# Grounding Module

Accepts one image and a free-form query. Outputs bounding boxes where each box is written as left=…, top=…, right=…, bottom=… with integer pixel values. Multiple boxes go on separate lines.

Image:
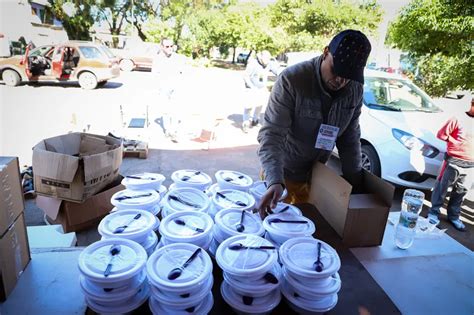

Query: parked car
left=339, top=70, right=447, bottom=190
left=111, top=42, right=161, bottom=72
left=236, top=52, right=249, bottom=64
left=0, top=41, right=120, bottom=89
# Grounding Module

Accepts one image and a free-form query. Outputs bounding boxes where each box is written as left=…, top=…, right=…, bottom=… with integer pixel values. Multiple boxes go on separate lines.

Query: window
left=79, top=46, right=103, bottom=59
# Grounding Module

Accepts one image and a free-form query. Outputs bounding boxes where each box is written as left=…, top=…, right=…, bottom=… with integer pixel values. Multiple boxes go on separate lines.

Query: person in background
left=427, top=98, right=473, bottom=231
left=256, top=29, right=371, bottom=218
left=242, top=50, right=278, bottom=133
left=152, top=38, right=186, bottom=143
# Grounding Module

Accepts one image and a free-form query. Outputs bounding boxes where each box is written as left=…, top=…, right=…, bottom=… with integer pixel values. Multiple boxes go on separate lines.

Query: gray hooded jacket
left=257, top=55, right=363, bottom=187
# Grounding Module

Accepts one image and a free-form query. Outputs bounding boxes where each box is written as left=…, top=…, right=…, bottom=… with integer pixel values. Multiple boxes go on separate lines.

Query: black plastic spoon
left=216, top=192, right=247, bottom=207
left=229, top=243, right=276, bottom=251
left=167, top=248, right=201, bottom=280
left=104, top=245, right=121, bottom=277
left=113, top=213, right=141, bottom=233
left=314, top=241, right=324, bottom=272
left=181, top=171, right=201, bottom=181
left=268, top=219, right=307, bottom=224
left=236, top=211, right=245, bottom=232
left=278, top=205, right=290, bottom=213
left=169, top=194, right=200, bottom=208
left=126, top=175, right=156, bottom=180
left=174, top=219, right=204, bottom=233
left=224, top=175, right=245, bottom=182
left=115, top=193, right=152, bottom=201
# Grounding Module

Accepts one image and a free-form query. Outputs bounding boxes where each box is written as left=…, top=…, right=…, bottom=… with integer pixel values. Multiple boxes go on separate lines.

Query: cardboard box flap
left=348, top=194, right=387, bottom=209
left=82, top=147, right=122, bottom=183
left=35, top=195, right=62, bottom=220
left=32, top=148, right=79, bottom=182
left=363, top=170, right=395, bottom=206
left=42, top=133, right=82, bottom=155
left=80, top=134, right=109, bottom=156
left=309, top=162, right=353, bottom=237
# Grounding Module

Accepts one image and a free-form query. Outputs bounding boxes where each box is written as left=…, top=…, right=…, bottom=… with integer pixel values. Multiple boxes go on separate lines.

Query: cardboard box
left=0, top=213, right=31, bottom=301
left=36, top=177, right=125, bottom=233
left=309, top=162, right=394, bottom=247
left=0, top=157, right=25, bottom=235
left=32, top=133, right=123, bottom=203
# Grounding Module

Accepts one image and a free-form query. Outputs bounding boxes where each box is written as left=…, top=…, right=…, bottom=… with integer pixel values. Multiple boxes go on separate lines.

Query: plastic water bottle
left=395, top=189, right=424, bottom=249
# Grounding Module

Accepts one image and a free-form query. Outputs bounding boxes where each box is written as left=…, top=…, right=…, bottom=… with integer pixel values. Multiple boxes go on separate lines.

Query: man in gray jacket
left=257, top=29, right=371, bottom=218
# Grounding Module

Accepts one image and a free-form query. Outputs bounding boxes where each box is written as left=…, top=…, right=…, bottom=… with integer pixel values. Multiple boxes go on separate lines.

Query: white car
left=355, top=70, right=447, bottom=190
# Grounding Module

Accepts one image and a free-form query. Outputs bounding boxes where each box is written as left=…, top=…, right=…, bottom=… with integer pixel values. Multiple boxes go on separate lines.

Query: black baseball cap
left=328, top=30, right=371, bottom=84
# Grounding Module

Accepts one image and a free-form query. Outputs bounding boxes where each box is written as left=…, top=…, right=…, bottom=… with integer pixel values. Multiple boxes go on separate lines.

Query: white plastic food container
left=216, top=234, right=277, bottom=280
left=214, top=208, right=265, bottom=242
left=215, top=170, right=253, bottom=191
left=171, top=169, right=213, bottom=191
left=149, top=293, right=214, bottom=315
left=220, top=281, right=281, bottom=315
left=283, top=267, right=341, bottom=299
left=159, top=211, right=214, bottom=249
left=121, top=173, right=166, bottom=191
left=111, top=189, right=161, bottom=213
left=209, top=189, right=256, bottom=218
left=98, top=209, right=157, bottom=244
left=161, top=187, right=211, bottom=218
left=270, top=202, right=302, bottom=216
left=250, top=181, right=288, bottom=205
left=263, top=213, right=315, bottom=245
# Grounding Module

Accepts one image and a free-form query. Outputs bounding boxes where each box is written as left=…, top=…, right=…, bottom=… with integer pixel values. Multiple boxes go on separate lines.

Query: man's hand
left=257, top=183, right=284, bottom=219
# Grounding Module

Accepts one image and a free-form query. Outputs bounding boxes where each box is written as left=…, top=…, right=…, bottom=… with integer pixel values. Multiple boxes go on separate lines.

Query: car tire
left=119, top=59, right=134, bottom=72
left=361, top=144, right=381, bottom=177
left=78, top=72, right=98, bottom=90
left=2, top=69, right=21, bottom=87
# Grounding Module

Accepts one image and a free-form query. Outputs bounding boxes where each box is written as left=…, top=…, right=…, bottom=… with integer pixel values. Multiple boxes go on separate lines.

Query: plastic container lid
left=79, top=270, right=146, bottom=303
left=220, top=281, right=281, bottom=314
left=281, top=277, right=338, bottom=313
left=78, top=238, right=147, bottom=283
left=149, top=293, right=214, bottom=315
left=159, top=211, right=214, bottom=243
left=216, top=235, right=277, bottom=277
left=271, top=203, right=302, bottom=216
left=279, top=237, right=341, bottom=279
left=283, top=267, right=341, bottom=297
left=205, top=183, right=220, bottom=197
left=163, top=187, right=211, bottom=214
left=223, top=262, right=282, bottom=297
left=121, top=173, right=166, bottom=191
left=171, top=169, right=212, bottom=191
left=250, top=180, right=288, bottom=201
left=263, top=213, right=315, bottom=239
left=150, top=275, right=213, bottom=308
left=111, top=189, right=161, bottom=211
left=86, top=280, right=150, bottom=315
left=211, top=189, right=256, bottom=212
left=143, top=232, right=159, bottom=256
left=215, top=170, right=253, bottom=191
left=98, top=210, right=157, bottom=244
left=146, top=243, right=213, bottom=291
left=215, top=208, right=265, bottom=238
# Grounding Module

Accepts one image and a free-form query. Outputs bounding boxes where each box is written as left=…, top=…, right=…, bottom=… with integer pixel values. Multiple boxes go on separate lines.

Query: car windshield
left=29, top=46, right=53, bottom=57
left=78, top=46, right=105, bottom=59
left=363, top=77, right=442, bottom=112
left=100, top=45, right=116, bottom=59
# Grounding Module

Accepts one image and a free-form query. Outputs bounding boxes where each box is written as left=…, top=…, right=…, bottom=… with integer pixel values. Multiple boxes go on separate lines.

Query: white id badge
left=315, top=124, right=339, bottom=151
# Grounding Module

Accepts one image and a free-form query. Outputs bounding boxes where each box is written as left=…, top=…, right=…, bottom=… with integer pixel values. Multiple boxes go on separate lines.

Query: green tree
left=49, top=0, right=95, bottom=40
left=387, top=0, right=473, bottom=96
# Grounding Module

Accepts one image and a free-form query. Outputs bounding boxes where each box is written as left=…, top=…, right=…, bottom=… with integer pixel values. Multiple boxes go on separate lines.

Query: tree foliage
left=49, top=0, right=96, bottom=41
left=387, top=0, right=473, bottom=96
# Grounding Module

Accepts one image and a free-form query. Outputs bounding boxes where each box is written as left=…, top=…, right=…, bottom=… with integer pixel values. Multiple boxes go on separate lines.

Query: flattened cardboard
left=0, top=157, right=25, bottom=235
left=309, top=162, right=394, bottom=247
left=36, top=177, right=124, bottom=233
left=0, top=213, right=31, bottom=301
left=32, top=132, right=122, bottom=203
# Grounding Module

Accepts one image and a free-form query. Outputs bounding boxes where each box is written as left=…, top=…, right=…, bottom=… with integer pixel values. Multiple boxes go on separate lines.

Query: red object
left=437, top=116, right=473, bottom=162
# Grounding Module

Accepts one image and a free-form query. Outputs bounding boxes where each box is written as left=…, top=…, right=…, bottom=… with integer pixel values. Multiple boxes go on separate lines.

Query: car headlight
left=392, top=129, right=439, bottom=158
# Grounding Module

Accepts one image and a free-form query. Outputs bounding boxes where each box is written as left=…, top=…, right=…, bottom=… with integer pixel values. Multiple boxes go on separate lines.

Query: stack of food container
left=121, top=173, right=167, bottom=195
left=98, top=209, right=159, bottom=256
left=147, top=243, right=214, bottom=315
left=216, top=235, right=281, bottom=315
left=215, top=170, right=253, bottom=192
left=161, top=187, right=211, bottom=218
left=262, top=212, right=315, bottom=250
left=249, top=180, right=288, bottom=206
left=279, top=237, right=341, bottom=314
left=210, top=208, right=265, bottom=257
left=170, top=169, right=213, bottom=192
left=267, top=202, right=303, bottom=216
left=78, top=238, right=149, bottom=314
left=158, top=211, right=214, bottom=250
left=208, top=189, right=256, bottom=218
left=111, top=189, right=161, bottom=231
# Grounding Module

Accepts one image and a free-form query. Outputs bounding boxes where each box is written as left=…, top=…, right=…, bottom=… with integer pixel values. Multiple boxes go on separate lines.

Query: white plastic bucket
left=215, top=170, right=253, bottom=191
left=161, top=187, right=211, bottom=218
left=121, top=173, right=165, bottom=191
left=220, top=281, right=280, bottom=315
left=149, top=293, right=214, bottom=315
left=171, top=169, right=213, bottom=192
left=263, top=213, right=315, bottom=245
left=111, top=189, right=161, bottom=213
left=159, top=211, right=213, bottom=247
left=210, top=189, right=256, bottom=218
left=214, top=208, right=265, bottom=241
